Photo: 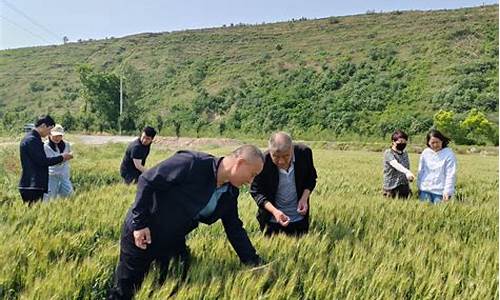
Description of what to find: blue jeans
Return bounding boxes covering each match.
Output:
[418,191,443,204]
[44,174,74,201]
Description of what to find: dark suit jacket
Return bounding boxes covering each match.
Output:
[18,130,64,192]
[250,144,318,231]
[125,150,259,263]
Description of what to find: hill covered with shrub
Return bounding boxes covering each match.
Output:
[0,5,497,143]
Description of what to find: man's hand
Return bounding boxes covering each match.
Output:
[297,198,308,215]
[443,193,450,202]
[406,172,415,182]
[133,227,152,250]
[62,152,73,161]
[273,210,290,227]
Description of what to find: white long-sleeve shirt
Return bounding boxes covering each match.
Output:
[383,149,414,190]
[417,147,457,196]
[389,160,414,179]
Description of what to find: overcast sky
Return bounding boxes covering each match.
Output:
[0,0,497,50]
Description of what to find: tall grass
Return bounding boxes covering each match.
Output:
[0,143,497,299]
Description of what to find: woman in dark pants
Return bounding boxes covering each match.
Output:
[382,130,415,199]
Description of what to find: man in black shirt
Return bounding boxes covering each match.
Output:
[19,115,73,204]
[108,145,265,299]
[120,126,156,184]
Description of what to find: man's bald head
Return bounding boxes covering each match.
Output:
[227,144,264,187]
[231,144,265,164]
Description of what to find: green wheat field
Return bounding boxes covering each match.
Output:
[0,141,498,299]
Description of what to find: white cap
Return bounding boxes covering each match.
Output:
[51,124,65,136]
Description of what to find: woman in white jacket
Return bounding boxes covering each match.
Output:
[43,124,74,200]
[417,129,457,204]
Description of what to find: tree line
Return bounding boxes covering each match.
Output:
[1,54,497,145]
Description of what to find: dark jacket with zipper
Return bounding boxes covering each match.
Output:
[124,150,259,264]
[18,130,64,192]
[250,144,318,231]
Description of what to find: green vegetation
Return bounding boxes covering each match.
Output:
[0,142,497,299]
[434,108,498,145]
[0,5,498,143]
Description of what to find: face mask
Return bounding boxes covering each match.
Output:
[395,143,407,151]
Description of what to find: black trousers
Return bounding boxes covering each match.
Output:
[383,184,411,199]
[108,225,190,300]
[19,189,44,204]
[264,218,308,237]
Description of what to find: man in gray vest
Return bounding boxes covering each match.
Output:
[250,132,317,236]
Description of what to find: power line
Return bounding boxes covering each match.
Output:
[1,0,60,41]
[0,15,53,44]
[0,74,73,78]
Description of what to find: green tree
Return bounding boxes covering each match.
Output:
[78,112,95,132]
[194,113,209,138]
[218,121,226,136]
[167,105,191,138]
[114,65,146,132]
[460,109,496,145]
[433,110,464,142]
[156,115,164,133]
[189,60,208,86]
[61,110,76,131]
[78,64,120,131]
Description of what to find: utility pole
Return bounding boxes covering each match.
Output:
[117,47,137,135]
[119,75,123,134]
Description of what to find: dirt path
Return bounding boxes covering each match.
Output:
[73,134,243,149]
[0,135,244,149]
[75,134,137,145]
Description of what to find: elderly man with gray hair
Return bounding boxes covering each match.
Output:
[250,132,317,236]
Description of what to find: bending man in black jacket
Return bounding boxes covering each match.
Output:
[109,145,265,299]
[19,115,73,204]
[250,132,317,236]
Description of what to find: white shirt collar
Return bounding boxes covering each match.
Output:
[278,152,295,174]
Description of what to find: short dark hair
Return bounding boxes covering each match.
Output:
[391,130,408,142]
[426,129,450,148]
[143,126,157,138]
[35,115,55,127]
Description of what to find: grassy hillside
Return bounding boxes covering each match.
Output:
[0,5,498,140]
[0,142,497,299]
